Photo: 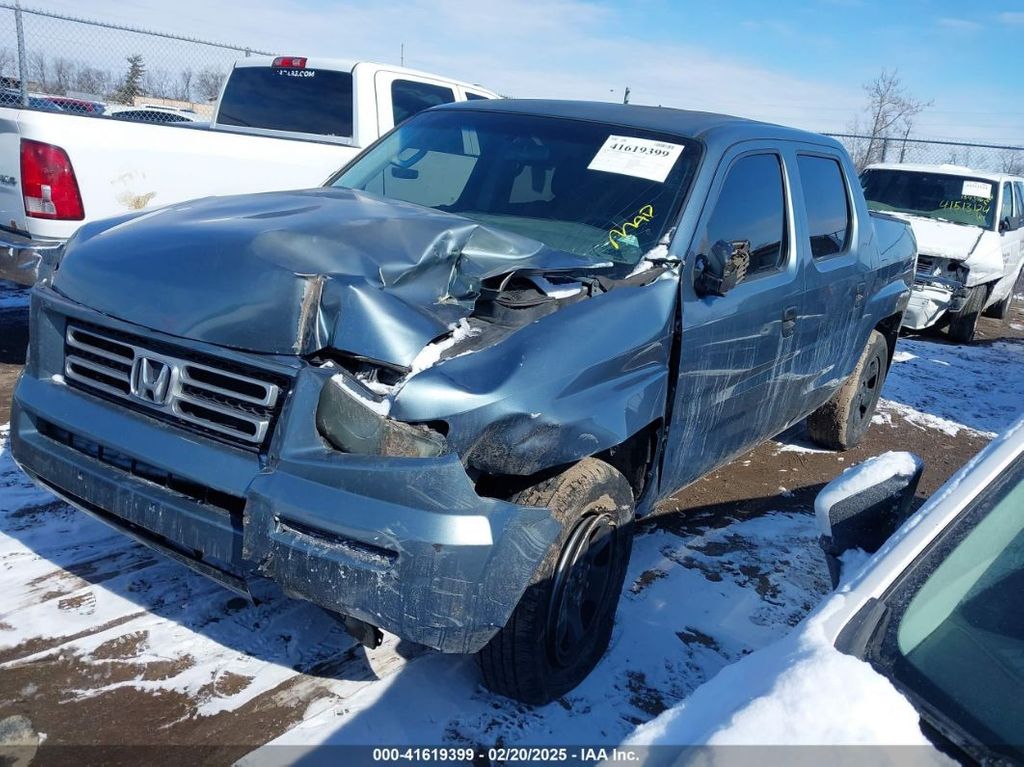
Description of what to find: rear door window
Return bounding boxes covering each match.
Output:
[797,155,851,258]
[217,66,354,137]
[391,80,455,125]
[698,153,788,277]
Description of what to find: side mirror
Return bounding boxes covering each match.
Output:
[694,239,750,297]
[999,218,1010,234]
[390,166,418,180]
[815,451,924,589]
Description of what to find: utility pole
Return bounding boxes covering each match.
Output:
[400,43,404,67]
[15,0,29,106]
[622,86,630,105]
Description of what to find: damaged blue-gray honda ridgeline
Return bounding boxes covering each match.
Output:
[10,100,915,703]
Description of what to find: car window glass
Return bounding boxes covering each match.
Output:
[217,66,354,137]
[698,153,787,277]
[862,170,996,229]
[1001,183,1014,224]
[391,80,455,125]
[892,468,1024,755]
[465,91,490,101]
[797,155,850,258]
[1013,182,1024,220]
[333,110,701,272]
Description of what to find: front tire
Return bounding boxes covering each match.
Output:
[807,330,889,451]
[477,458,634,704]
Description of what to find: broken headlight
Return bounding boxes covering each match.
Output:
[316,375,447,458]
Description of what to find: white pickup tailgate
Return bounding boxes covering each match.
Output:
[0,107,360,242]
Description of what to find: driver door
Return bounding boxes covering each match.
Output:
[660,145,804,492]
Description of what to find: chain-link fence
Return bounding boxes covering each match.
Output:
[827,133,1024,176]
[0,2,272,123]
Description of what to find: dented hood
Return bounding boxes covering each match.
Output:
[884,212,984,260]
[53,188,602,366]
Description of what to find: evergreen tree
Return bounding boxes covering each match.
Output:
[114,54,146,105]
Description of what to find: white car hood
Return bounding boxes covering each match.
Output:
[884,213,984,261]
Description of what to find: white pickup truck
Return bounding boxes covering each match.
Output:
[0,56,496,284]
[861,163,1024,342]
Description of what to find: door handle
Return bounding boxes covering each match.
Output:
[854,282,866,308]
[781,306,797,338]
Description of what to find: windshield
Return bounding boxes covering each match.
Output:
[330,109,701,269]
[879,455,1024,759]
[861,169,997,229]
[217,66,354,137]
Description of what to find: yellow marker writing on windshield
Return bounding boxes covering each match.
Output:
[609,204,654,250]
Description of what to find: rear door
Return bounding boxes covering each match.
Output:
[661,144,803,491]
[790,149,867,410]
[373,71,456,136]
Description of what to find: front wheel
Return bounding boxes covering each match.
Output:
[477,458,634,704]
[947,285,986,343]
[807,330,889,451]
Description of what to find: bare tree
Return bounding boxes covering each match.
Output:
[28,51,47,90]
[195,68,225,102]
[143,68,174,99]
[73,66,111,98]
[847,70,932,169]
[52,57,75,95]
[1000,150,1024,176]
[176,68,194,102]
[0,48,13,80]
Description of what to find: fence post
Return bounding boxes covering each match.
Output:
[14,1,29,106]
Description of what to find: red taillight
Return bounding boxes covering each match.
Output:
[272,56,307,69]
[20,139,84,220]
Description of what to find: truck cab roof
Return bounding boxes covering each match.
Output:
[232,56,497,97]
[435,99,846,153]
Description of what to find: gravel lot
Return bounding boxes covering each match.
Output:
[0,277,1022,761]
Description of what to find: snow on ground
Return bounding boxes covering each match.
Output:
[0,329,1020,752]
[877,337,1024,437]
[247,512,829,754]
[0,281,29,311]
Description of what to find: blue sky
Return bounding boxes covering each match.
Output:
[21,0,1024,143]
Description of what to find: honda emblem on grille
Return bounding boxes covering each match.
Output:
[130,357,172,405]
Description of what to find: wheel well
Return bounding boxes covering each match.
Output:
[874,312,902,366]
[473,420,663,504]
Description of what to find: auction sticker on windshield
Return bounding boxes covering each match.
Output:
[588,135,684,183]
[962,180,992,199]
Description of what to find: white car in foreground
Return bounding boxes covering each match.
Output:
[861,163,1024,343]
[625,415,1024,763]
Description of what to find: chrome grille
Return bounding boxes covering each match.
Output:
[64,323,283,447]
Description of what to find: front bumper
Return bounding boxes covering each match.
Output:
[10,289,560,653]
[0,229,64,286]
[902,280,969,331]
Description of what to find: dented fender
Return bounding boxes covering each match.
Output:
[392,277,680,475]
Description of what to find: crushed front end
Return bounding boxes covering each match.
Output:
[903,254,970,330]
[11,287,561,654]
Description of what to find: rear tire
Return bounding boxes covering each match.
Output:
[947,285,986,343]
[477,458,634,704]
[983,291,1012,321]
[807,330,888,451]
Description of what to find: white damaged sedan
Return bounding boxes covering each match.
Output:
[861,163,1024,343]
[623,415,1024,764]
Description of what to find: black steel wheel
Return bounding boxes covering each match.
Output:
[477,458,634,704]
